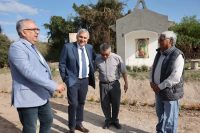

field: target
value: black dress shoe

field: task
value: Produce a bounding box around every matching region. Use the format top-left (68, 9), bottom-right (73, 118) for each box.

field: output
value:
top-left (112, 122), bottom-right (122, 129)
top-left (75, 125), bottom-right (89, 133)
top-left (103, 121), bottom-right (110, 129)
top-left (68, 129), bottom-right (75, 133)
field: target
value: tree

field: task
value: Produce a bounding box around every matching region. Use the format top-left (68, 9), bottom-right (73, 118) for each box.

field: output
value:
top-left (44, 16), bottom-right (76, 61)
top-left (170, 16), bottom-right (200, 59)
top-left (73, 0), bottom-right (125, 52)
top-left (0, 33), bottom-right (11, 68)
top-left (0, 25), bottom-right (2, 34)
top-left (44, 0), bottom-right (125, 60)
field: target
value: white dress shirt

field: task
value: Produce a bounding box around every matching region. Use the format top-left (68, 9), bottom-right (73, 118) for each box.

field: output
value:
top-left (150, 54), bottom-right (184, 90)
top-left (77, 44), bottom-right (89, 79)
top-left (34, 47), bottom-right (45, 64)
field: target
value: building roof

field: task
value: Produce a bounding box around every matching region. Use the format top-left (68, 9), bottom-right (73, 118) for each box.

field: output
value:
top-left (114, 0), bottom-right (174, 34)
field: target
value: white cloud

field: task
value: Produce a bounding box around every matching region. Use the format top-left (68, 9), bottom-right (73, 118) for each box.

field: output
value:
top-left (16, 14), bottom-right (23, 20)
top-left (0, 12), bottom-right (9, 15)
top-left (0, 20), bottom-right (15, 25)
top-left (0, 0), bottom-right (38, 15)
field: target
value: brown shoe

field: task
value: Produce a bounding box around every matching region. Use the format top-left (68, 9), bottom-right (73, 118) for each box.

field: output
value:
top-left (75, 125), bottom-right (89, 133)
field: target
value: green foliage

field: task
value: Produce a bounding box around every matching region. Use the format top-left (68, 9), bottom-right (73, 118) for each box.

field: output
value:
top-left (126, 65), bottom-right (149, 72)
top-left (141, 65), bottom-right (148, 72)
top-left (126, 65), bottom-right (149, 80)
top-left (35, 42), bottom-right (50, 59)
top-left (126, 65), bottom-right (131, 71)
top-left (127, 69), bottom-right (200, 81)
top-left (184, 70), bottom-right (200, 81)
top-left (44, 1), bottom-right (125, 61)
top-left (170, 16), bottom-right (200, 59)
top-left (73, 0), bottom-right (125, 52)
top-left (172, 16), bottom-right (200, 38)
top-left (44, 16), bottom-right (76, 61)
top-left (0, 25), bottom-right (2, 34)
top-left (0, 34), bottom-right (11, 68)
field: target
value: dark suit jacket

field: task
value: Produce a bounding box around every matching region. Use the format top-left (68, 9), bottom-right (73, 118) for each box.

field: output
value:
top-left (59, 42), bottom-right (96, 88)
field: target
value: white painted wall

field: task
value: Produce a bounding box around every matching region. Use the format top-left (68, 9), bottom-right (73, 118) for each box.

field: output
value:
top-left (125, 30), bottom-right (158, 67)
top-left (69, 33), bottom-right (77, 43)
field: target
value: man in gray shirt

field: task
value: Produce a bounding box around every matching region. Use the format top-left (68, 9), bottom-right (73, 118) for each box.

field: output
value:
top-left (95, 43), bottom-right (128, 130)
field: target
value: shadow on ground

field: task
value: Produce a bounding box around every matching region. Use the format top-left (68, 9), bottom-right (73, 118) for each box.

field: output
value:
top-left (0, 116), bottom-right (21, 133)
top-left (51, 101), bottom-right (149, 133)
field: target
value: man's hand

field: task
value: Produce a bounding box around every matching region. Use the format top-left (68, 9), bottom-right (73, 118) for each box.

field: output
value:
top-left (56, 84), bottom-right (65, 93)
top-left (150, 82), bottom-right (160, 94)
top-left (150, 82), bottom-right (154, 89)
top-left (124, 83), bottom-right (128, 93)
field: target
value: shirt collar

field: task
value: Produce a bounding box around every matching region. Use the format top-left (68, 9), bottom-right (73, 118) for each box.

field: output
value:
top-left (162, 46), bottom-right (175, 56)
top-left (77, 43), bottom-right (85, 49)
top-left (20, 38), bottom-right (32, 46)
top-left (109, 52), bottom-right (114, 58)
top-left (101, 52), bottom-right (113, 60)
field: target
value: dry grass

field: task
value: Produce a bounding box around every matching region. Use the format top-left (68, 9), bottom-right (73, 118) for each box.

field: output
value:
top-left (0, 67), bottom-right (10, 74)
top-left (0, 89), bottom-right (10, 94)
top-left (87, 95), bottom-right (95, 102)
top-left (181, 103), bottom-right (200, 111)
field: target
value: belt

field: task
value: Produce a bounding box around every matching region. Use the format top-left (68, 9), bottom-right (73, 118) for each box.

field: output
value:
top-left (78, 77), bottom-right (88, 80)
top-left (100, 80), bottom-right (118, 84)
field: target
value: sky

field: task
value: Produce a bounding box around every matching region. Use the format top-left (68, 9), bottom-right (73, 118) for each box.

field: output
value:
top-left (0, 0), bottom-right (200, 42)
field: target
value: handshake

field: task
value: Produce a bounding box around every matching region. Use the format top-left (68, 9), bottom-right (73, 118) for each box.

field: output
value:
top-left (56, 83), bottom-right (66, 93)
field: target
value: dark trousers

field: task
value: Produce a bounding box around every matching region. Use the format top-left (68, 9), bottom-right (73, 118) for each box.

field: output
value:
top-left (17, 101), bottom-right (53, 133)
top-left (67, 78), bottom-right (89, 129)
top-left (99, 80), bottom-right (121, 123)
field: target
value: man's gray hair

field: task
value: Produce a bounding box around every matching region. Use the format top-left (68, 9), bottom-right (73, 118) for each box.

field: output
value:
top-left (100, 43), bottom-right (111, 52)
top-left (160, 31), bottom-right (177, 45)
top-left (77, 28), bottom-right (90, 39)
top-left (16, 19), bottom-right (33, 36)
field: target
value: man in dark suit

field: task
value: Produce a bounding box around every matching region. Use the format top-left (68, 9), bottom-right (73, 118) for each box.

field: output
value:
top-left (59, 29), bottom-right (96, 133)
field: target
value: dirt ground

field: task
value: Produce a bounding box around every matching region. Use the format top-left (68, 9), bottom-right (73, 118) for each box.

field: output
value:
top-left (1, 66), bottom-right (200, 133)
top-left (0, 93), bottom-right (200, 133)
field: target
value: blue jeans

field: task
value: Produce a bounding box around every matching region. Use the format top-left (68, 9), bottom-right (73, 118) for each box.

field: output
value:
top-left (155, 94), bottom-right (179, 133)
top-left (17, 101), bottom-right (53, 133)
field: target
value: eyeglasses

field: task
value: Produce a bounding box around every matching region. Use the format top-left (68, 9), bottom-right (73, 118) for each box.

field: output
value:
top-left (101, 53), bottom-right (110, 56)
top-left (158, 34), bottom-right (171, 41)
top-left (23, 28), bottom-right (40, 32)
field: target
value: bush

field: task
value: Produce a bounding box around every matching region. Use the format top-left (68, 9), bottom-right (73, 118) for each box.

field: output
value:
top-left (132, 66), bottom-right (139, 72)
top-left (130, 65), bottom-right (149, 72)
top-left (141, 65), bottom-right (148, 72)
top-left (126, 65), bottom-right (132, 71)
top-left (0, 34), bottom-right (10, 68)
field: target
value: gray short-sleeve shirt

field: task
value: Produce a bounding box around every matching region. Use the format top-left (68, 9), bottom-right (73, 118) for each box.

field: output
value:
top-left (95, 53), bottom-right (126, 82)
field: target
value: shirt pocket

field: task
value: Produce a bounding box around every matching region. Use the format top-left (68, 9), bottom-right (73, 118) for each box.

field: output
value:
top-left (97, 63), bottom-right (106, 74)
top-left (107, 61), bottom-right (118, 76)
